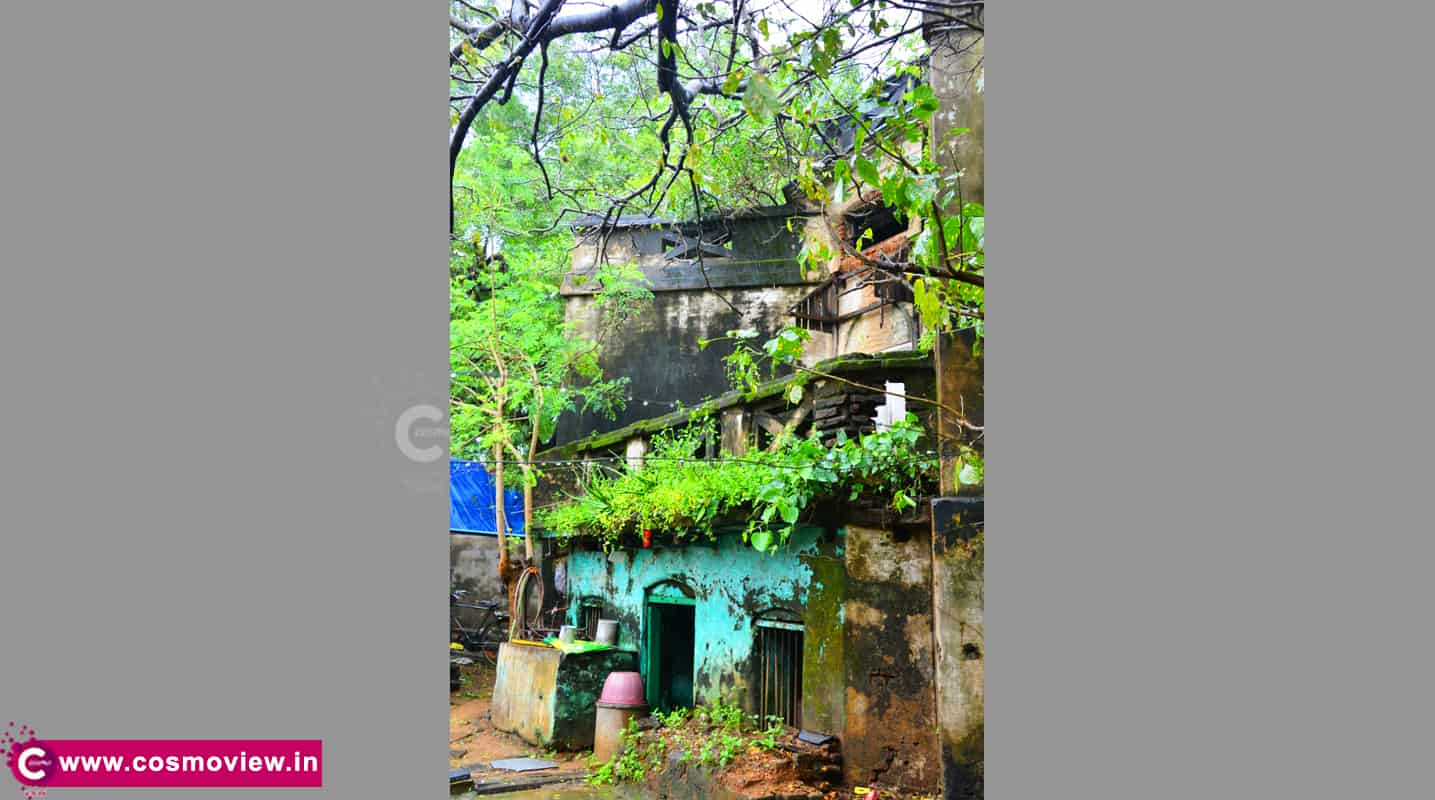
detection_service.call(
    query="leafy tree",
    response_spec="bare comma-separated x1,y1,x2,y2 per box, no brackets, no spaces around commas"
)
449,2,987,579
450,241,646,574
449,0,984,355
450,1,981,226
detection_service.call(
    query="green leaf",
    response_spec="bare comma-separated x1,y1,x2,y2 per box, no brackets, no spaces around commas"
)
721,68,745,95
906,84,939,122
787,384,804,405
893,490,914,512
743,73,780,122
757,17,769,38
912,278,941,326
853,157,880,188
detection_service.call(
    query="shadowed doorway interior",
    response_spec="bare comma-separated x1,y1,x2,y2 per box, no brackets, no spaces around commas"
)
643,587,695,712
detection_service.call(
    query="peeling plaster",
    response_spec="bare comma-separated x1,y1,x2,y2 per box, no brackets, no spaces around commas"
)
564,529,825,707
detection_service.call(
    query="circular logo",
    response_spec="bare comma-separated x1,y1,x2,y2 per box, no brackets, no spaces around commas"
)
9,740,57,786
395,404,446,463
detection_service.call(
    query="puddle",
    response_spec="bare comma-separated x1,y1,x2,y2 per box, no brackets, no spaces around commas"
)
453,783,646,799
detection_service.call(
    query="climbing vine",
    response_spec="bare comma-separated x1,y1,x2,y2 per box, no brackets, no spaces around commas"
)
540,413,936,550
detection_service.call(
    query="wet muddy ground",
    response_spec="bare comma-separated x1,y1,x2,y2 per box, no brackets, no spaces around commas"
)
451,659,589,791
452,785,644,799
450,659,934,799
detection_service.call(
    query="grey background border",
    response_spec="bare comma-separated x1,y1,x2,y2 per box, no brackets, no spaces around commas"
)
994,1,1434,796
2,1,1433,798
1,2,449,798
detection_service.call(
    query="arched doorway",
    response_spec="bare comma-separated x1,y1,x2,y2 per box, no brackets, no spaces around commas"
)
643,580,696,712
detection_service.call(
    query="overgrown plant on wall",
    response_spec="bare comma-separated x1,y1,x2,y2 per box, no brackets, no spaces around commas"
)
541,412,936,549
706,324,985,485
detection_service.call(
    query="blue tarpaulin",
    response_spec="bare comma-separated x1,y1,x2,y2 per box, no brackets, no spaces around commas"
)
450,459,525,536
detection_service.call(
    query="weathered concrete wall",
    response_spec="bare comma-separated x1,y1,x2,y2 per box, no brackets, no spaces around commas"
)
843,525,940,793
563,528,837,709
558,285,814,444
450,533,504,601
559,523,949,792
932,498,983,799
929,13,984,209
935,326,984,491
491,642,638,750
552,649,640,750
833,288,921,356
492,642,560,747
556,211,822,445
791,166,926,365
565,214,811,284
800,542,847,736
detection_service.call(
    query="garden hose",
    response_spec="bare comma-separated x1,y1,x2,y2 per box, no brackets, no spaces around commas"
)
509,566,544,642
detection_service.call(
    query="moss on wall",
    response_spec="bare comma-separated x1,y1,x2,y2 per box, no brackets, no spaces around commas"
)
800,539,847,734
563,528,828,710
933,497,984,799
843,525,941,793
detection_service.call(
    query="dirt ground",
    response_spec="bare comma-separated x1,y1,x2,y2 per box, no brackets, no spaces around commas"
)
450,660,936,799
450,659,590,775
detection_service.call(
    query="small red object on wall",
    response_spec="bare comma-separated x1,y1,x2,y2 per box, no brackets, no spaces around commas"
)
642,528,653,548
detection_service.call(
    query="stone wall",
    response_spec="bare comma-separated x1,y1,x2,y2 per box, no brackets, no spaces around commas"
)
450,533,504,602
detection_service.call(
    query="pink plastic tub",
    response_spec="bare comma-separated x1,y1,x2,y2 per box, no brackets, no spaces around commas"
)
598,671,646,706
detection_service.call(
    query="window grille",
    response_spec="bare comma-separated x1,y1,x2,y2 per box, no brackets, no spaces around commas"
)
756,619,803,727
581,601,605,640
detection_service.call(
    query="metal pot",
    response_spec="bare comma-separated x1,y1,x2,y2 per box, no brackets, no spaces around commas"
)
594,618,619,645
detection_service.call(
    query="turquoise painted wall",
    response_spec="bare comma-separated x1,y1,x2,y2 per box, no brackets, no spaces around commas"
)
564,528,834,706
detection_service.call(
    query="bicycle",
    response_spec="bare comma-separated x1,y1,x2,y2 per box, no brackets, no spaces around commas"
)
450,588,509,665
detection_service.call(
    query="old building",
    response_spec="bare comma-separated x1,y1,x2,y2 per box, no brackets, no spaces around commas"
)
536,348,978,793
506,12,985,797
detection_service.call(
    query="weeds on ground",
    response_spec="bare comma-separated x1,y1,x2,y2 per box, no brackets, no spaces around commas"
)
587,720,663,785
587,702,785,786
